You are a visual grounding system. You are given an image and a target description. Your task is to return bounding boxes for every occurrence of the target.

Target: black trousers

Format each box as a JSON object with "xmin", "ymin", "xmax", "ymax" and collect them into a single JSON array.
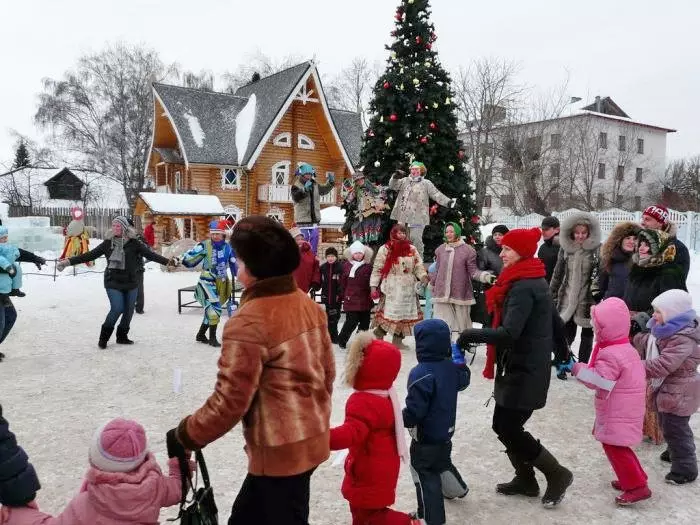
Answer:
[
  {"xmin": 325, "ymin": 305, "xmax": 341, "ymax": 343},
  {"xmin": 338, "ymin": 310, "xmax": 371, "ymax": 346},
  {"xmin": 228, "ymin": 468, "xmax": 315, "ymax": 525},
  {"xmin": 410, "ymin": 440, "xmax": 467, "ymax": 525},
  {"xmin": 492, "ymin": 404, "xmax": 542, "ymax": 462},
  {"xmin": 135, "ymin": 271, "xmax": 145, "ymax": 313},
  {"xmin": 564, "ymin": 319, "xmax": 594, "ymax": 363}
]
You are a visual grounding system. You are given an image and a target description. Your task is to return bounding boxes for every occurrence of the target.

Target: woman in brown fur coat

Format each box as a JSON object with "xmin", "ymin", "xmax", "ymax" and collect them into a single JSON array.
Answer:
[{"xmin": 592, "ymin": 222, "xmax": 641, "ymax": 302}]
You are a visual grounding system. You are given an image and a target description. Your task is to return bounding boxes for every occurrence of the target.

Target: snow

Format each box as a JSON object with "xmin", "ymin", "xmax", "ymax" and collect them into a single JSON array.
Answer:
[
  {"xmin": 184, "ymin": 112, "xmax": 205, "ymax": 148},
  {"xmin": 138, "ymin": 192, "xmax": 224, "ymax": 215},
  {"xmin": 2, "ymin": 254, "xmax": 700, "ymax": 524},
  {"xmin": 320, "ymin": 205, "xmax": 346, "ymax": 227},
  {"xmin": 235, "ymin": 93, "xmax": 256, "ymax": 165}
]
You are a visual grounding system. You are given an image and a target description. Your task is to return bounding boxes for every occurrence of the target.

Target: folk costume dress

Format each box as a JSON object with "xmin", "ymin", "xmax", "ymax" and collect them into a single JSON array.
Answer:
[
  {"xmin": 342, "ymin": 172, "xmax": 388, "ymax": 245},
  {"xmin": 60, "ymin": 207, "xmax": 93, "ymax": 267},
  {"xmin": 182, "ymin": 221, "xmax": 238, "ymax": 327}
]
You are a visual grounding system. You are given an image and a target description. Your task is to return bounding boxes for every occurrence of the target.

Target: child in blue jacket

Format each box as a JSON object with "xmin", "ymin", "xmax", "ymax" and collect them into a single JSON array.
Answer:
[
  {"xmin": 0, "ymin": 226, "xmax": 24, "ymax": 297},
  {"xmin": 403, "ymin": 319, "xmax": 470, "ymax": 525}
]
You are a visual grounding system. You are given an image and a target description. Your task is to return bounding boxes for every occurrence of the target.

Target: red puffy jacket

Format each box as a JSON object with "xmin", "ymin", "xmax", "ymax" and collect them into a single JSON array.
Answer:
[
  {"xmin": 330, "ymin": 336, "xmax": 401, "ymax": 509},
  {"xmin": 292, "ymin": 242, "xmax": 320, "ymax": 293}
]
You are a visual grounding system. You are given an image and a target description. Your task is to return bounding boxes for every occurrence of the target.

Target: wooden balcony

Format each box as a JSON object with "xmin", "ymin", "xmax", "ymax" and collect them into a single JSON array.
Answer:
[{"xmin": 257, "ymin": 184, "xmax": 336, "ymax": 204}]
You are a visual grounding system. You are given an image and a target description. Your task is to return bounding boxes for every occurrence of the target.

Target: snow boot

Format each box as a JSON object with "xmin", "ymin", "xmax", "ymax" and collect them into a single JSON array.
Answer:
[
  {"xmin": 615, "ymin": 485, "xmax": 652, "ymax": 505},
  {"xmin": 98, "ymin": 325, "xmax": 114, "ymax": 349},
  {"xmin": 496, "ymin": 452, "xmax": 540, "ymax": 497},
  {"xmin": 665, "ymin": 472, "xmax": 697, "ymax": 485},
  {"xmin": 196, "ymin": 323, "xmax": 209, "ymax": 344},
  {"xmin": 208, "ymin": 325, "xmax": 221, "ymax": 347},
  {"xmin": 116, "ymin": 327, "xmax": 134, "ymax": 345},
  {"xmin": 9, "ymin": 289, "xmax": 25, "ymax": 297},
  {"xmin": 529, "ymin": 446, "xmax": 573, "ymax": 508},
  {"xmin": 577, "ymin": 333, "xmax": 594, "ymax": 364}
]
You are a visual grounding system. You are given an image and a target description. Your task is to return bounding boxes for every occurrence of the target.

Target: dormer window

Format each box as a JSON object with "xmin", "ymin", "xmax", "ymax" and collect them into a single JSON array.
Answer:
[
  {"xmin": 273, "ymin": 132, "xmax": 292, "ymax": 147},
  {"xmin": 298, "ymin": 134, "xmax": 315, "ymax": 150},
  {"xmin": 221, "ymin": 168, "xmax": 242, "ymax": 190}
]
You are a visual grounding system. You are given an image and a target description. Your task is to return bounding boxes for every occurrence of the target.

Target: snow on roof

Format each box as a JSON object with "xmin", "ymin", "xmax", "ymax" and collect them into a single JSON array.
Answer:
[
  {"xmin": 320, "ymin": 205, "xmax": 346, "ymax": 226},
  {"xmin": 184, "ymin": 112, "xmax": 205, "ymax": 147},
  {"xmin": 235, "ymin": 94, "xmax": 256, "ymax": 165},
  {"xmin": 139, "ymin": 192, "xmax": 224, "ymax": 216}
]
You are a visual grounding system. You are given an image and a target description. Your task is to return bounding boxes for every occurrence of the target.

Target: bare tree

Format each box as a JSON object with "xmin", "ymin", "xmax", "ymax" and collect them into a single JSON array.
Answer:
[
  {"xmin": 651, "ymin": 156, "xmax": 700, "ymax": 211},
  {"xmin": 222, "ymin": 51, "xmax": 304, "ymax": 93},
  {"xmin": 0, "ymin": 166, "xmax": 45, "ymax": 208},
  {"xmin": 324, "ymin": 57, "xmax": 379, "ymax": 127},
  {"xmin": 181, "ymin": 70, "xmax": 215, "ymax": 91},
  {"xmin": 34, "ymin": 43, "xmax": 177, "ymax": 209}
]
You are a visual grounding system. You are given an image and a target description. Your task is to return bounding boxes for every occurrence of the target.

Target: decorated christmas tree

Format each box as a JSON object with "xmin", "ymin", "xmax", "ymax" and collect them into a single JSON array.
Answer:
[{"xmin": 359, "ymin": 0, "xmax": 480, "ymax": 260}]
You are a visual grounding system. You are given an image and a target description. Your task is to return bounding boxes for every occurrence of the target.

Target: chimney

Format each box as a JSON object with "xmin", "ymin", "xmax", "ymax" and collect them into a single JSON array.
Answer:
[
  {"xmin": 251, "ymin": 72, "xmax": 261, "ymax": 83},
  {"xmin": 595, "ymin": 96, "xmax": 602, "ymax": 113}
]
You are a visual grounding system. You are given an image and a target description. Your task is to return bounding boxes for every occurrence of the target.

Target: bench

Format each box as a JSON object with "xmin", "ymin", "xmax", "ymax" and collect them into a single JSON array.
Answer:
[{"xmin": 177, "ymin": 285, "xmax": 242, "ymax": 314}]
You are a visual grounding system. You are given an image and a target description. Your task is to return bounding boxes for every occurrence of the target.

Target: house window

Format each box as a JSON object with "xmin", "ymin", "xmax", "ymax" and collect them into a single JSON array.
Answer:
[
  {"xmin": 599, "ymin": 132, "xmax": 608, "ymax": 149},
  {"xmin": 273, "ymin": 132, "xmax": 291, "ymax": 147},
  {"xmin": 271, "ymin": 161, "xmax": 291, "ymax": 185},
  {"xmin": 619, "ymin": 135, "xmax": 626, "ymax": 152},
  {"xmin": 634, "ymin": 196, "xmax": 642, "ymax": 209},
  {"xmin": 636, "ymin": 168, "xmax": 643, "ymax": 183},
  {"xmin": 596, "ymin": 192, "xmax": 605, "ymax": 208},
  {"xmin": 500, "ymin": 194, "xmax": 515, "ymax": 208},
  {"xmin": 223, "ymin": 205, "xmax": 242, "ymax": 231},
  {"xmin": 298, "ymin": 134, "xmax": 315, "ymax": 150},
  {"xmin": 266, "ymin": 207, "xmax": 285, "ymax": 223},
  {"xmin": 221, "ymin": 168, "xmax": 242, "ymax": 190},
  {"xmin": 550, "ymin": 134, "xmax": 561, "ymax": 149},
  {"xmin": 175, "ymin": 171, "xmax": 182, "ymax": 191},
  {"xmin": 598, "ymin": 163, "xmax": 606, "ymax": 179},
  {"xmin": 617, "ymin": 165, "xmax": 624, "ymax": 181},
  {"xmin": 637, "ymin": 138, "xmax": 644, "ymax": 154},
  {"xmin": 484, "ymin": 195, "xmax": 492, "ymax": 208},
  {"xmin": 550, "ymin": 163, "xmax": 561, "ymax": 180}
]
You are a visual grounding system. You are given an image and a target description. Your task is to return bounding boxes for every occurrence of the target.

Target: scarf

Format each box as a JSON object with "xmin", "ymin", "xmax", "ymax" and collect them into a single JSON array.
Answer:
[
  {"xmin": 380, "ymin": 228, "xmax": 413, "ymax": 279},
  {"xmin": 587, "ymin": 337, "xmax": 631, "ymax": 368},
  {"xmin": 645, "ymin": 334, "xmax": 664, "ymax": 391},
  {"xmin": 648, "ymin": 309, "xmax": 697, "ymax": 339},
  {"xmin": 349, "ymin": 260, "xmax": 366, "ymax": 278},
  {"xmin": 108, "ymin": 236, "xmax": 126, "ymax": 270},
  {"xmin": 362, "ymin": 387, "xmax": 409, "ymax": 464},
  {"xmin": 483, "ymin": 257, "xmax": 546, "ymax": 379}
]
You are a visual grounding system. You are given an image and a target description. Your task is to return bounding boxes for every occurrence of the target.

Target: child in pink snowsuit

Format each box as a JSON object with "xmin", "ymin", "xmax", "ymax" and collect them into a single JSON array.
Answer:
[
  {"xmin": 572, "ymin": 297, "xmax": 650, "ymax": 506},
  {"xmin": 0, "ymin": 417, "xmax": 184, "ymax": 524}
]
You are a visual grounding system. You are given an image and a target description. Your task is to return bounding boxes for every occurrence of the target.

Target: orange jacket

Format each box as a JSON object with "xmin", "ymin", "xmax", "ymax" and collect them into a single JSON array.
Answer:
[{"xmin": 177, "ymin": 275, "xmax": 335, "ymax": 476}]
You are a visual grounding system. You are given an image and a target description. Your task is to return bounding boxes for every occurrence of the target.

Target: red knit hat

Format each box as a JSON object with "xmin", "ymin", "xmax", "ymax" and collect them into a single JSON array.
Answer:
[
  {"xmin": 642, "ymin": 205, "xmax": 670, "ymax": 226},
  {"xmin": 501, "ymin": 227, "xmax": 541, "ymax": 258}
]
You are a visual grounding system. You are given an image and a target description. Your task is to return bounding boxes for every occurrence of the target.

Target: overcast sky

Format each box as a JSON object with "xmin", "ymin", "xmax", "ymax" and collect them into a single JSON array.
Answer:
[{"xmin": 1, "ymin": 0, "xmax": 698, "ymax": 166}]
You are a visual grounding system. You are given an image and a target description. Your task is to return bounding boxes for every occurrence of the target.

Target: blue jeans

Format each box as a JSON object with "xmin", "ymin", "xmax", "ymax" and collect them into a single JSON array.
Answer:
[
  {"xmin": 0, "ymin": 302, "xmax": 17, "ymax": 344},
  {"xmin": 104, "ymin": 288, "xmax": 138, "ymax": 330}
]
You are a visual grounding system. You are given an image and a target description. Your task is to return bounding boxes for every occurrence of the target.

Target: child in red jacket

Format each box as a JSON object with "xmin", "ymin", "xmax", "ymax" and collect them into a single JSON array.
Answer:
[
  {"xmin": 330, "ymin": 333, "xmax": 424, "ymax": 525},
  {"xmin": 290, "ymin": 226, "xmax": 320, "ymax": 293}
]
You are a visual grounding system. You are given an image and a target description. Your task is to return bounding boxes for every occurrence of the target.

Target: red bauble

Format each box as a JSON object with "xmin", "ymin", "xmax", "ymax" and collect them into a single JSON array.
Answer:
[
  {"xmin": 367, "ymin": 129, "xmax": 375, "ymax": 137},
  {"xmin": 471, "ymin": 215, "xmax": 480, "ymax": 224},
  {"xmin": 429, "ymin": 122, "xmax": 437, "ymax": 130},
  {"xmin": 458, "ymin": 150, "xmax": 465, "ymax": 159},
  {"xmin": 389, "ymin": 114, "xmax": 398, "ymax": 121},
  {"xmin": 426, "ymin": 43, "xmax": 432, "ymax": 50},
  {"xmin": 416, "ymin": 102, "xmax": 422, "ymax": 112},
  {"xmin": 383, "ymin": 81, "xmax": 391, "ymax": 89},
  {"xmin": 416, "ymin": 36, "xmax": 422, "ymax": 44},
  {"xmin": 429, "ymin": 203, "xmax": 439, "ymax": 216},
  {"xmin": 420, "ymin": 136, "xmax": 429, "ymax": 144},
  {"xmin": 431, "ymin": 32, "xmax": 437, "ymax": 42}
]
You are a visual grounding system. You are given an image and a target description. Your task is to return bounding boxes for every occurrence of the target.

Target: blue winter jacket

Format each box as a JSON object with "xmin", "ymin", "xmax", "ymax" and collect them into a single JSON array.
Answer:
[{"xmin": 403, "ymin": 319, "xmax": 470, "ymax": 444}]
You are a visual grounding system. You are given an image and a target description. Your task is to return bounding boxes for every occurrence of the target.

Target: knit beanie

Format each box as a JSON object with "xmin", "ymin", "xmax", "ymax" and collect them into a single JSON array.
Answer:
[
  {"xmin": 88, "ymin": 418, "xmax": 148, "ymax": 473},
  {"xmin": 112, "ymin": 215, "xmax": 130, "ymax": 234},
  {"xmin": 295, "ymin": 163, "xmax": 315, "ymax": 178},
  {"xmin": 349, "ymin": 240, "xmax": 365, "ymax": 254},
  {"xmin": 643, "ymin": 205, "xmax": 670, "ymax": 226},
  {"xmin": 501, "ymin": 227, "xmax": 541, "ymax": 258},
  {"xmin": 325, "ymin": 247, "xmax": 338, "ymax": 257},
  {"xmin": 231, "ymin": 216, "xmax": 301, "ymax": 279},
  {"xmin": 492, "ymin": 224, "xmax": 509, "ymax": 236},
  {"xmin": 0, "ymin": 406, "xmax": 41, "ymax": 506},
  {"xmin": 652, "ymin": 289, "xmax": 694, "ymax": 322}
]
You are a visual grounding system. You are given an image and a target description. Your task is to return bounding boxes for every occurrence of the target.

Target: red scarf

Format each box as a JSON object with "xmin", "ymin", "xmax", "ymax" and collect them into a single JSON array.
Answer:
[
  {"xmin": 483, "ymin": 257, "xmax": 546, "ymax": 379},
  {"xmin": 380, "ymin": 238, "xmax": 413, "ymax": 279}
]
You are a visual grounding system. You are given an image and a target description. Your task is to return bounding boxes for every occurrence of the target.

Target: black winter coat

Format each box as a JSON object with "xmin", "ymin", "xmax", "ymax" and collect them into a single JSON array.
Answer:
[
  {"xmin": 477, "ymin": 236, "xmax": 503, "ymax": 276},
  {"xmin": 623, "ymin": 263, "xmax": 686, "ymax": 314},
  {"xmin": 463, "ymin": 278, "xmax": 553, "ymax": 411},
  {"xmin": 0, "ymin": 405, "xmax": 41, "ymax": 506},
  {"xmin": 69, "ymin": 237, "xmax": 169, "ymax": 291},
  {"xmin": 537, "ymin": 236, "xmax": 560, "ymax": 283},
  {"xmin": 319, "ymin": 261, "xmax": 343, "ymax": 306},
  {"xmin": 672, "ymin": 238, "xmax": 690, "ymax": 283},
  {"xmin": 595, "ymin": 247, "xmax": 633, "ymax": 301}
]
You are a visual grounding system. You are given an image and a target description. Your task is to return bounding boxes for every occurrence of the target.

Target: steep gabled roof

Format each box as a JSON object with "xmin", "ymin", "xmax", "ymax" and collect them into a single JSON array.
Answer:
[
  {"xmin": 581, "ymin": 96, "xmax": 629, "ymax": 118},
  {"xmin": 44, "ymin": 167, "xmax": 84, "ymax": 187},
  {"xmin": 330, "ymin": 109, "xmax": 363, "ymax": 166}
]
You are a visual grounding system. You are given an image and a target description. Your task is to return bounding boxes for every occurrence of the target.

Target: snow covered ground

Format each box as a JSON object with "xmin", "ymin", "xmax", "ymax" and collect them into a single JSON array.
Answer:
[{"xmin": 1, "ymin": 257, "xmax": 700, "ymax": 524}]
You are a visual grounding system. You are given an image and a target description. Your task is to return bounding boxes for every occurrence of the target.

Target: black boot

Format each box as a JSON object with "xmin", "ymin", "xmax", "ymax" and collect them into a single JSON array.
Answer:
[
  {"xmin": 529, "ymin": 446, "xmax": 573, "ymax": 508},
  {"xmin": 496, "ymin": 452, "xmax": 540, "ymax": 497},
  {"xmin": 578, "ymin": 333, "xmax": 594, "ymax": 364},
  {"xmin": 116, "ymin": 327, "xmax": 134, "ymax": 345},
  {"xmin": 99, "ymin": 325, "xmax": 114, "ymax": 349},
  {"xmin": 196, "ymin": 323, "xmax": 209, "ymax": 344},
  {"xmin": 208, "ymin": 325, "xmax": 220, "ymax": 347}
]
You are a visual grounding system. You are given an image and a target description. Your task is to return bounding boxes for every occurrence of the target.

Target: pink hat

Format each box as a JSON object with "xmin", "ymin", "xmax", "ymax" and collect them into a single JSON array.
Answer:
[{"xmin": 88, "ymin": 418, "xmax": 148, "ymax": 473}]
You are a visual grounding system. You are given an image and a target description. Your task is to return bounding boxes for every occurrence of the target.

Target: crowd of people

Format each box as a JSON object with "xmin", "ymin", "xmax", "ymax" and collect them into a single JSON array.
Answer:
[{"xmin": 1, "ymin": 197, "xmax": 699, "ymax": 524}]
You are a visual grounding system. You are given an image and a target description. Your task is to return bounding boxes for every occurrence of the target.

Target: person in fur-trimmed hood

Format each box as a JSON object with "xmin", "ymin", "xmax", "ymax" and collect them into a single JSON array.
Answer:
[
  {"xmin": 641, "ymin": 205, "xmax": 690, "ymax": 283},
  {"xmin": 330, "ymin": 333, "xmax": 422, "ymax": 525},
  {"xmin": 592, "ymin": 222, "xmax": 641, "ymax": 302},
  {"xmin": 550, "ymin": 211, "xmax": 602, "ymax": 363},
  {"xmin": 338, "ymin": 241, "xmax": 374, "ymax": 349}
]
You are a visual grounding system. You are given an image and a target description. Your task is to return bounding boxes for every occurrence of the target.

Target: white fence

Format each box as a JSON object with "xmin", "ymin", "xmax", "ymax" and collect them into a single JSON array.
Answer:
[
  {"xmin": 491, "ymin": 208, "xmax": 699, "ymax": 251},
  {"xmin": 257, "ymin": 184, "xmax": 336, "ymax": 205}
]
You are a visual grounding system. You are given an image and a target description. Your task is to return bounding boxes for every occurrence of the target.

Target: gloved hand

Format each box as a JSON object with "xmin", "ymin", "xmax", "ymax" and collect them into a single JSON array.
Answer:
[
  {"xmin": 449, "ymin": 197, "xmax": 457, "ymax": 208},
  {"xmin": 630, "ymin": 312, "xmax": 651, "ymax": 335},
  {"xmin": 414, "ymin": 282, "xmax": 426, "ymax": 297},
  {"xmin": 456, "ymin": 329, "xmax": 477, "ymax": 350},
  {"xmin": 484, "ymin": 272, "xmax": 497, "ymax": 285},
  {"xmin": 166, "ymin": 428, "xmax": 187, "ymax": 459},
  {"xmin": 451, "ymin": 342, "xmax": 466, "ymax": 366},
  {"xmin": 304, "ymin": 180, "xmax": 313, "ymax": 191},
  {"xmin": 169, "ymin": 256, "xmax": 182, "ymax": 267},
  {"xmin": 34, "ymin": 257, "xmax": 46, "ymax": 270},
  {"xmin": 371, "ymin": 288, "xmax": 381, "ymax": 301},
  {"xmin": 6, "ymin": 266, "xmax": 16, "ymax": 278},
  {"xmin": 56, "ymin": 259, "xmax": 70, "ymax": 272}
]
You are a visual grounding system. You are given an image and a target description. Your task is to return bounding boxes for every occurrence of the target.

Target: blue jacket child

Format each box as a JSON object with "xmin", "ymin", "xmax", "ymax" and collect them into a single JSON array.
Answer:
[
  {"xmin": 403, "ymin": 318, "xmax": 470, "ymax": 525},
  {"xmin": 0, "ymin": 226, "xmax": 24, "ymax": 296}
]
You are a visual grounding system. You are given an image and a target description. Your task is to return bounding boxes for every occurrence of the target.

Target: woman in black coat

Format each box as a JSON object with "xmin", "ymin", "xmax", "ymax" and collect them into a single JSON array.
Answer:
[
  {"xmin": 57, "ymin": 216, "xmax": 176, "ymax": 349},
  {"xmin": 592, "ymin": 221, "xmax": 640, "ymax": 302},
  {"xmin": 457, "ymin": 227, "xmax": 572, "ymax": 509}
]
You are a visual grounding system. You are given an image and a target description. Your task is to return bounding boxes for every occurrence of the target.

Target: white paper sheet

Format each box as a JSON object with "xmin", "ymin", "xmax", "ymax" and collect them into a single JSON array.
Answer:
[{"xmin": 576, "ymin": 367, "xmax": 616, "ymax": 391}]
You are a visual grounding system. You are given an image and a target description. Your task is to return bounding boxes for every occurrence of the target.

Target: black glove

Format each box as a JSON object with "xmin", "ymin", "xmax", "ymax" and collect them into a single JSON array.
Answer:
[
  {"xmin": 35, "ymin": 257, "xmax": 46, "ymax": 270},
  {"xmin": 592, "ymin": 292, "xmax": 603, "ymax": 305},
  {"xmin": 457, "ymin": 329, "xmax": 477, "ymax": 350},
  {"xmin": 630, "ymin": 312, "xmax": 651, "ymax": 336},
  {"xmin": 166, "ymin": 428, "xmax": 187, "ymax": 459}
]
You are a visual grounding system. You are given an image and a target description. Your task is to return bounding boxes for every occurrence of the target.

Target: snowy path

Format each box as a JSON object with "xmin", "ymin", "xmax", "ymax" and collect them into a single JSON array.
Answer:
[{"xmin": 1, "ymin": 262, "xmax": 699, "ymax": 524}]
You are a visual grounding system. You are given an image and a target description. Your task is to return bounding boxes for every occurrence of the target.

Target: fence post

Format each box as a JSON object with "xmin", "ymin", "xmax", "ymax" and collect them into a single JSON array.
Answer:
[
  {"xmin": 686, "ymin": 211, "xmax": 694, "ymax": 250},
  {"xmin": 633, "ymin": 211, "xmax": 642, "ymax": 224}
]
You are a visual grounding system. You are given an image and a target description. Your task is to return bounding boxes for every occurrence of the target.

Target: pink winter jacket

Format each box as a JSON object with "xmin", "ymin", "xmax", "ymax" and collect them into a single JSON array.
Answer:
[
  {"xmin": 1, "ymin": 455, "xmax": 182, "ymax": 525},
  {"xmin": 573, "ymin": 298, "xmax": 646, "ymax": 447}
]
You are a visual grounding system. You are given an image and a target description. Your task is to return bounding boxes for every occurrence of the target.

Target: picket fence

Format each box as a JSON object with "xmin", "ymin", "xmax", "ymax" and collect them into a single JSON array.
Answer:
[
  {"xmin": 8, "ymin": 205, "xmax": 131, "ymax": 238},
  {"xmin": 491, "ymin": 207, "xmax": 699, "ymax": 251}
]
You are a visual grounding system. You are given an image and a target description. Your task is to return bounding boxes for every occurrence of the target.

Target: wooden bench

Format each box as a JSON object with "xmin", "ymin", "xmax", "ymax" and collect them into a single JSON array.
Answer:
[{"xmin": 178, "ymin": 285, "xmax": 242, "ymax": 314}]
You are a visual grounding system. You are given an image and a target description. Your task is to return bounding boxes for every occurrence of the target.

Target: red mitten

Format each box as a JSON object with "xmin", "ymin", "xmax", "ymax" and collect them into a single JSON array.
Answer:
[
  {"xmin": 482, "ymin": 343, "xmax": 496, "ymax": 380},
  {"xmin": 371, "ymin": 289, "xmax": 381, "ymax": 301}
]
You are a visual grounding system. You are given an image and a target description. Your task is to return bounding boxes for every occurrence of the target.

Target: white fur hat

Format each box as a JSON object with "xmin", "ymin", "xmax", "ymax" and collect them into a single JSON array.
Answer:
[{"xmin": 652, "ymin": 289, "xmax": 694, "ymax": 321}]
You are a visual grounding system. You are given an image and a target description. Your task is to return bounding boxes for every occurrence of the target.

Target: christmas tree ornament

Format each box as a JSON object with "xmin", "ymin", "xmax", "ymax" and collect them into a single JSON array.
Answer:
[
  {"xmin": 404, "ymin": 39, "xmax": 410, "ymax": 46},
  {"xmin": 374, "ymin": 160, "xmax": 381, "ymax": 167},
  {"xmin": 413, "ymin": 78, "xmax": 420, "ymax": 85},
  {"xmin": 380, "ymin": 116, "xmax": 384, "ymax": 123},
  {"xmin": 383, "ymin": 81, "xmax": 391, "ymax": 89},
  {"xmin": 368, "ymin": 129, "xmax": 375, "ymax": 137},
  {"xmin": 408, "ymin": 0, "xmax": 414, "ymax": 4},
  {"xmin": 416, "ymin": 36, "xmax": 422, "ymax": 44},
  {"xmin": 471, "ymin": 215, "xmax": 481, "ymax": 224},
  {"xmin": 400, "ymin": 67, "xmax": 405, "ymax": 73},
  {"xmin": 416, "ymin": 102, "xmax": 423, "ymax": 112},
  {"xmin": 426, "ymin": 43, "xmax": 432, "ymax": 50},
  {"xmin": 449, "ymin": 165, "xmax": 455, "ymax": 171},
  {"xmin": 429, "ymin": 122, "xmax": 437, "ymax": 130},
  {"xmin": 391, "ymin": 51, "xmax": 397, "ymax": 59},
  {"xmin": 424, "ymin": 61, "xmax": 431, "ymax": 67},
  {"xmin": 458, "ymin": 150, "xmax": 465, "ymax": 159},
  {"xmin": 445, "ymin": 97, "xmax": 451, "ymax": 104},
  {"xmin": 432, "ymin": 102, "xmax": 439, "ymax": 108},
  {"xmin": 399, "ymin": 83, "xmax": 404, "ymax": 90},
  {"xmin": 420, "ymin": 136, "xmax": 429, "ymax": 144},
  {"xmin": 385, "ymin": 136, "xmax": 393, "ymax": 145},
  {"xmin": 390, "ymin": 113, "xmax": 398, "ymax": 121},
  {"xmin": 431, "ymin": 32, "xmax": 437, "ymax": 41}
]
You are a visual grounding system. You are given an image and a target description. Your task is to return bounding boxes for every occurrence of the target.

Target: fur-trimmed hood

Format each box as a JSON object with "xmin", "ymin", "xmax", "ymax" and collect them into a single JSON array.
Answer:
[
  {"xmin": 343, "ymin": 244, "xmax": 374, "ymax": 262},
  {"xmin": 600, "ymin": 221, "xmax": 641, "ymax": 271},
  {"xmin": 663, "ymin": 221, "xmax": 679, "ymax": 237},
  {"xmin": 344, "ymin": 332, "xmax": 401, "ymax": 390},
  {"xmin": 559, "ymin": 211, "xmax": 602, "ymax": 253}
]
